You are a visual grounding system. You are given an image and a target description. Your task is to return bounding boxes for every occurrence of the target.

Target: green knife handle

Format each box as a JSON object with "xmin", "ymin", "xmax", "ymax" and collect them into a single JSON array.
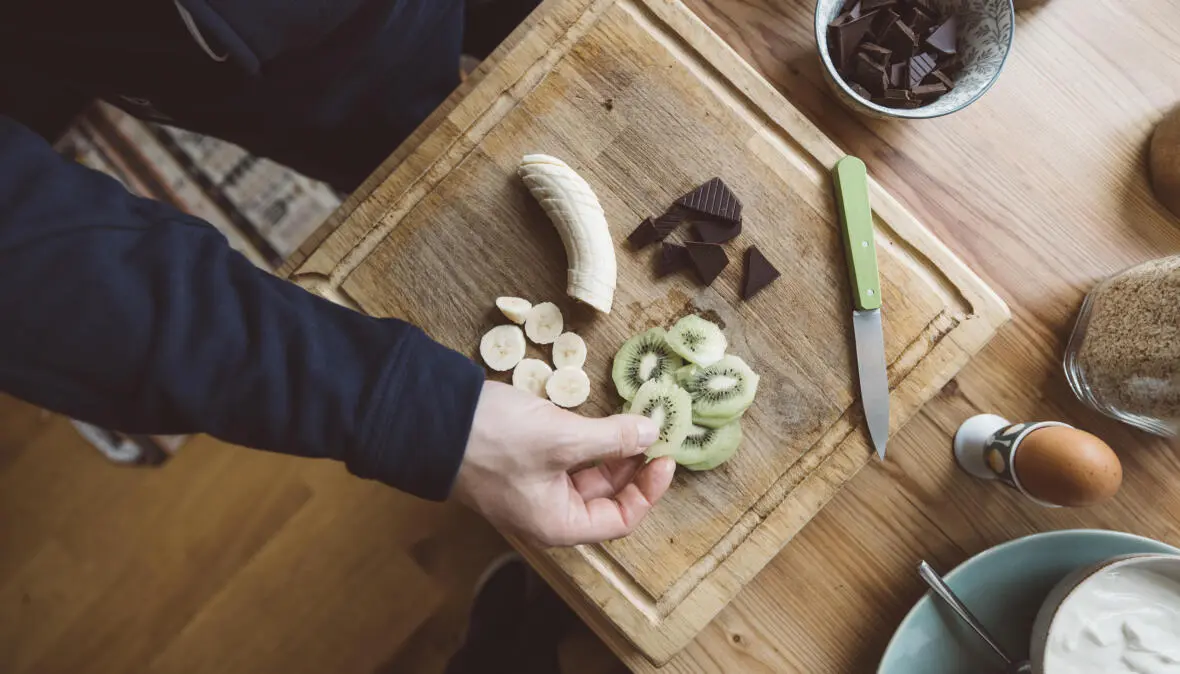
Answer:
[{"xmin": 832, "ymin": 156, "xmax": 882, "ymax": 311}]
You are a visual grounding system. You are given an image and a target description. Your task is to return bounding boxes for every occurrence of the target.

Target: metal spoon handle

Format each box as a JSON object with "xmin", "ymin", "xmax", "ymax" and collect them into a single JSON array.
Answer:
[{"xmin": 917, "ymin": 561, "xmax": 1014, "ymax": 665}]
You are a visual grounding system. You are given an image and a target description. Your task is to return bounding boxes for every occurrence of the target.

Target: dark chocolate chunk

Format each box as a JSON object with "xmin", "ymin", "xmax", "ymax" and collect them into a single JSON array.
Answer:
[
  {"xmin": 879, "ymin": 19, "xmax": 919, "ymax": 61},
  {"xmin": 871, "ymin": 8, "xmax": 900, "ymax": 37},
  {"xmin": 883, "ymin": 88, "xmax": 914, "ymax": 103},
  {"xmin": 656, "ymin": 243, "xmax": 691, "ymax": 278},
  {"xmin": 911, "ymin": 82, "xmax": 948, "ymax": 98},
  {"xmin": 829, "ymin": 12, "xmax": 878, "ymax": 72},
  {"xmin": 675, "ymin": 178, "xmax": 742, "ymax": 223},
  {"xmin": 925, "ymin": 16, "xmax": 957, "ymax": 54},
  {"xmin": 685, "ymin": 242, "xmax": 729, "ymax": 286},
  {"xmin": 889, "ymin": 62, "xmax": 906, "ymax": 88},
  {"xmin": 628, "ymin": 217, "xmax": 661, "ymax": 249},
  {"xmin": 693, "ymin": 218, "xmax": 743, "ymax": 244},
  {"xmin": 908, "ymin": 52, "xmax": 937, "ymax": 88},
  {"xmin": 742, "ymin": 247, "xmax": 781, "ymax": 300},
  {"xmin": 938, "ymin": 53, "xmax": 963, "ymax": 75},
  {"xmin": 653, "ymin": 209, "xmax": 685, "ymax": 237},
  {"xmin": 860, "ymin": 0, "xmax": 896, "ymax": 10},
  {"xmin": 926, "ymin": 69, "xmax": 955, "ymax": 89},
  {"xmin": 849, "ymin": 81, "xmax": 873, "ymax": 100},
  {"xmin": 905, "ymin": 6, "xmax": 935, "ymax": 35},
  {"xmin": 854, "ymin": 53, "xmax": 890, "ymax": 95},
  {"xmin": 846, "ymin": 0, "xmax": 863, "ymax": 19},
  {"xmin": 858, "ymin": 42, "xmax": 892, "ymax": 66}
]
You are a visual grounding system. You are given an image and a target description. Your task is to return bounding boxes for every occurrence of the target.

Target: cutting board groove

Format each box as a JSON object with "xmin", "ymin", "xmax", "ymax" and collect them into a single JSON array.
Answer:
[{"xmin": 290, "ymin": 0, "xmax": 1008, "ymax": 664}]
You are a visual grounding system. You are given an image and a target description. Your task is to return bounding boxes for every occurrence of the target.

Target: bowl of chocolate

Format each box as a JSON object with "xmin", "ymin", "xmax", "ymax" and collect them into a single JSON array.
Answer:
[{"xmin": 816, "ymin": 0, "xmax": 1014, "ymax": 119}]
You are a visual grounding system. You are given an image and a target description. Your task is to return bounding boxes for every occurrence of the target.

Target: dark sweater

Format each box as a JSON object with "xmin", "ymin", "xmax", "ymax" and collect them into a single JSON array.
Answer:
[{"xmin": 0, "ymin": 0, "xmax": 485, "ymax": 500}]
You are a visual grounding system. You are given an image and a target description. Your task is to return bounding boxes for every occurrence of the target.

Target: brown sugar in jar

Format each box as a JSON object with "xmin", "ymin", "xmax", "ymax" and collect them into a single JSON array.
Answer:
[{"xmin": 1065, "ymin": 256, "xmax": 1180, "ymax": 436}]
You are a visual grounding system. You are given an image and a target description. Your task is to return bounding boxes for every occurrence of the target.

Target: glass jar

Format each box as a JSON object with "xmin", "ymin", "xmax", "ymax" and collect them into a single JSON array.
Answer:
[{"xmin": 1064, "ymin": 255, "xmax": 1180, "ymax": 437}]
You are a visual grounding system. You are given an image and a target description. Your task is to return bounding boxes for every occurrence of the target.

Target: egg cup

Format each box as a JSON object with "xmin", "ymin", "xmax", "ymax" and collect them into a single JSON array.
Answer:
[{"xmin": 953, "ymin": 415, "xmax": 1071, "ymax": 508}]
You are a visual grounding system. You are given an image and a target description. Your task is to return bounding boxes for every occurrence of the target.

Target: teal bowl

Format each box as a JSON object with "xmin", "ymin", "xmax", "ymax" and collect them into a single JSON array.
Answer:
[{"xmin": 878, "ymin": 529, "xmax": 1180, "ymax": 673}]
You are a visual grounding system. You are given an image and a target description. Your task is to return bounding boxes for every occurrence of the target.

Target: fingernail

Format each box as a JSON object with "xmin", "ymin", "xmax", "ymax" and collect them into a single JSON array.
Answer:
[{"xmin": 637, "ymin": 418, "xmax": 660, "ymax": 447}]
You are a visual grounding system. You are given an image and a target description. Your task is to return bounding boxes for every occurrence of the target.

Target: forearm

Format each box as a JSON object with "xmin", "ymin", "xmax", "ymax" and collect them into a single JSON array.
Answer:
[{"xmin": 0, "ymin": 115, "xmax": 483, "ymax": 499}]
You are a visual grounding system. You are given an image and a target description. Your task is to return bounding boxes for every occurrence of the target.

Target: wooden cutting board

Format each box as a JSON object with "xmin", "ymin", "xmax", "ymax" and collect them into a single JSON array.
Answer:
[{"xmin": 288, "ymin": 0, "xmax": 1008, "ymax": 664}]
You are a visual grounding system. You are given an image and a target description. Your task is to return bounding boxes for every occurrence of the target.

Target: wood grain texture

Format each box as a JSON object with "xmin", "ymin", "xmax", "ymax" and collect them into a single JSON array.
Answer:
[{"xmin": 288, "ymin": 0, "xmax": 1006, "ymax": 664}]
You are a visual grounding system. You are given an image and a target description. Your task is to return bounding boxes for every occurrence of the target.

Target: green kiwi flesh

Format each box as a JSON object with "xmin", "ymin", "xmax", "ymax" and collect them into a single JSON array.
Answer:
[
  {"xmin": 631, "ymin": 379, "xmax": 693, "ymax": 460},
  {"xmin": 611, "ymin": 328, "xmax": 685, "ymax": 401},
  {"xmin": 673, "ymin": 421, "xmax": 742, "ymax": 468},
  {"xmin": 680, "ymin": 355, "xmax": 759, "ymax": 423}
]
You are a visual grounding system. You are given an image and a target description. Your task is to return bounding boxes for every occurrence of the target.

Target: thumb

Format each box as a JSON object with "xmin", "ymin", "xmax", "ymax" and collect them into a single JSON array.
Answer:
[{"xmin": 560, "ymin": 414, "xmax": 660, "ymax": 466}]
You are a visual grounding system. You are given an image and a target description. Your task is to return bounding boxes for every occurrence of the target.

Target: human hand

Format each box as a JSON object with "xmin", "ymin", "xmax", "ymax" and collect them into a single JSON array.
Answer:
[{"xmin": 453, "ymin": 381, "xmax": 676, "ymax": 547}]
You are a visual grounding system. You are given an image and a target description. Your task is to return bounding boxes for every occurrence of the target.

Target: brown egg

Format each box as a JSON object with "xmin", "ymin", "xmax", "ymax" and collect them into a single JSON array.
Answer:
[{"xmin": 1014, "ymin": 426, "xmax": 1122, "ymax": 507}]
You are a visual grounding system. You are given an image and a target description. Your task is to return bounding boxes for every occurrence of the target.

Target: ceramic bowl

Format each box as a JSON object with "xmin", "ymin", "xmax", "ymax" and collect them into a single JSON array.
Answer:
[
  {"xmin": 814, "ymin": 0, "xmax": 1016, "ymax": 119},
  {"xmin": 1030, "ymin": 553, "xmax": 1180, "ymax": 674},
  {"xmin": 878, "ymin": 530, "xmax": 1180, "ymax": 674}
]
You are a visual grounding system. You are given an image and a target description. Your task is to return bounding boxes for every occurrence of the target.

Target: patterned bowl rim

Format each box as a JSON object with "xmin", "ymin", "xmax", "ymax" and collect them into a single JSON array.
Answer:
[{"xmin": 813, "ymin": 0, "xmax": 1015, "ymax": 119}]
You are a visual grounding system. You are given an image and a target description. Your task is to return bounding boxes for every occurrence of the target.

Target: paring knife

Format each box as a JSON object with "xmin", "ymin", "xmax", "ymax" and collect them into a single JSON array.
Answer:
[{"xmin": 832, "ymin": 156, "xmax": 889, "ymax": 460}]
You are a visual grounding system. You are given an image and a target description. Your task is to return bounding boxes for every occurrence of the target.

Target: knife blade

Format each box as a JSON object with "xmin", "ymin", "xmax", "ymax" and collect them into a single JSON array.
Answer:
[{"xmin": 832, "ymin": 156, "xmax": 889, "ymax": 460}]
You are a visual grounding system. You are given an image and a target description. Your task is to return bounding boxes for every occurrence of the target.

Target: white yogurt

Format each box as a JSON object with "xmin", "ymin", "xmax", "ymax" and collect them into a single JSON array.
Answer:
[{"xmin": 1045, "ymin": 564, "xmax": 1180, "ymax": 674}]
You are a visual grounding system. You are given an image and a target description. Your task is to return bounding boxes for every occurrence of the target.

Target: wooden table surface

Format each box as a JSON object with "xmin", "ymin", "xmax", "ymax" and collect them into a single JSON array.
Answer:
[{"xmin": 288, "ymin": 0, "xmax": 1180, "ymax": 670}]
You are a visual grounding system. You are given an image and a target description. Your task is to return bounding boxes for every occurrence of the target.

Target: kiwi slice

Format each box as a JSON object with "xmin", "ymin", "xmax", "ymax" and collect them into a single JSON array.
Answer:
[
  {"xmin": 666, "ymin": 315, "xmax": 727, "ymax": 366},
  {"xmin": 673, "ymin": 421, "xmax": 742, "ymax": 469},
  {"xmin": 675, "ymin": 364, "xmax": 700, "ymax": 386},
  {"xmin": 611, "ymin": 328, "xmax": 685, "ymax": 401},
  {"xmin": 631, "ymin": 379, "xmax": 693, "ymax": 460},
  {"xmin": 680, "ymin": 354, "xmax": 760, "ymax": 424}
]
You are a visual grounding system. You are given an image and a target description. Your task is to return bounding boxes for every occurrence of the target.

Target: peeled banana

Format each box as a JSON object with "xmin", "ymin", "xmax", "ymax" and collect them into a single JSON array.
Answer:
[{"xmin": 518, "ymin": 155, "xmax": 617, "ymax": 314}]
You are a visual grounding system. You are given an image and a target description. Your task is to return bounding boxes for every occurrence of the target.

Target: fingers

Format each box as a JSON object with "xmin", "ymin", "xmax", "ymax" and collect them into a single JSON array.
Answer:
[
  {"xmin": 554, "ymin": 413, "xmax": 659, "ymax": 468},
  {"xmin": 569, "ymin": 456, "xmax": 643, "ymax": 501},
  {"xmin": 555, "ymin": 457, "xmax": 676, "ymax": 546}
]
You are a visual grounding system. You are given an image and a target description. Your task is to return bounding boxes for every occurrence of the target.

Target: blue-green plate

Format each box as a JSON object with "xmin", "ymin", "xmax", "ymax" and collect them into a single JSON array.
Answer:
[{"xmin": 879, "ymin": 529, "xmax": 1180, "ymax": 673}]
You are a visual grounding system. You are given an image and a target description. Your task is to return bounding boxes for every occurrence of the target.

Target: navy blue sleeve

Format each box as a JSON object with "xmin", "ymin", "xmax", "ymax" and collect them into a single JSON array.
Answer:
[{"xmin": 0, "ymin": 115, "xmax": 484, "ymax": 500}]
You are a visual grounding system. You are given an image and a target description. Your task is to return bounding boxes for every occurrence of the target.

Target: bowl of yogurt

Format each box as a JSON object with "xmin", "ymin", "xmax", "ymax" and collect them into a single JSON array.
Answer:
[{"xmin": 1032, "ymin": 553, "xmax": 1180, "ymax": 674}]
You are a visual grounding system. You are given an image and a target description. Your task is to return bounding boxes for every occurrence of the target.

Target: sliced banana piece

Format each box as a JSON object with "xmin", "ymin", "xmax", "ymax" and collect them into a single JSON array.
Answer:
[
  {"xmin": 496, "ymin": 297, "xmax": 532, "ymax": 324},
  {"xmin": 546, "ymin": 367, "xmax": 591, "ymax": 408},
  {"xmin": 518, "ymin": 155, "xmax": 617, "ymax": 314},
  {"xmin": 479, "ymin": 325, "xmax": 526, "ymax": 371},
  {"xmin": 512, "ymin": 358, "xmax": 553, "ymax": 397},
  {"xmin": 524, "ymin": 301, "xmax": 564, "ymax": 345},
  {"xmin": 552, "ymin": 332, "xmax": 587, "ymax": 369}
]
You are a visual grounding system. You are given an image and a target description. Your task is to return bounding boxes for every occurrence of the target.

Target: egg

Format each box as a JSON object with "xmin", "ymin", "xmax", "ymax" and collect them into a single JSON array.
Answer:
[
  {"xmin": 1013, "ymin": 426, "xmax": 1122, "ymax": 507},
  {"xmin": 1150, "ymin": 104, "xmax": 1180, "ymax": 218}
]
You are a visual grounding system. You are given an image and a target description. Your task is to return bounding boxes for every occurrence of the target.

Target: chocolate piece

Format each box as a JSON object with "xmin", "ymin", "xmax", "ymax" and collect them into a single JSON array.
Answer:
[
  {"xmin": 911, "ymin": 82, "xmax": 948, "ymax": 98},
  {"xmin": 858, "ymin": 42, "xmax": 892, "ymax": 66},
  {"xmin": 829, "ymin": 12, "xmax": 878, "ymax": 71},
  {"xmin": 675, "ymin": 178, "xmax": 742, "ymax": 223},
  {"xmin": 883, "ymin": 88, "xmax": 914, "ymax": 103},
  {"xmin": 908, "ymin": 52, "xmax": 937, "ymax": 88},
  {"xmin": 871, "ymin": 8, "xmax": 900, "ymax": 37},
  {"xmin": 653, "ymin": 209, "xmax": 685, "ymax": 238},
  {"xmin": 684, "ymin": 242, "xmax": 729, "ymax": 286},
  {"xmin": 889, "ymin": 62, "xmax": 906, "ymax": 88},
  {"xmin": 742, "ymin": 247, "xmax": 781, "ymax": 300},
  {"xmin": 860, "ymin": 0, "xmax": 896, "ymax": 10},
  {"xmin": 926, "ymin": 69, "xmax": 955, "ymax": 89},
  {"xmin": 880, "ymin": 20, "xmax": 918, "ymax": 61},
  {"xmin": 848, "ymin": 81, "xmax": 873, "ymax": 99},
  {"xmin": 938, "ymin": 54, "xmax": 963, "ymax": 75},
  {"xmin": 628, "ymin": 217, "xmax": 661, "ymax": 249},
  {"xmin": 693, "ymin": 218, "xmax": 742, "ymax": 244},
  {"xmin": 905, "ymin": 6, "xmax": 935, "ymax": 35},
  {"xmin": 925, "ymin": 16, "xmax": 957, "ymax": 54},
  {"xmin": 854, "ymin": 53, "xmax": 890, "ymax": 95},
  {"xmin": 839, "ymin": 0, "xmax": 862, "ymax": 15},
  {"xmin": 656, "ymin": 243, "xmax": 691, "ymax": 278}
]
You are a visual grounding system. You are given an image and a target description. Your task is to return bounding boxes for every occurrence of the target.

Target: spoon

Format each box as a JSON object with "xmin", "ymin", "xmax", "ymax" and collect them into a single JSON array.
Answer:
[{"xmin": 917, "ymin": 561, "xmax": 1033, "ymax": 674}]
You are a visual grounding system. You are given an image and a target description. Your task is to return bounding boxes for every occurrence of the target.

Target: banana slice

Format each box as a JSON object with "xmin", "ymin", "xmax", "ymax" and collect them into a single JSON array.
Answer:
[
  {"xmin": 518, "ymin": 155, "xmax": 617, "ymax": 314},
  {"xmin": 480, "ymin": 325, "xmax": 526, "ymax": 371},
  {"xmin": 524, "ymin": 302, "xmax": 564, "ymax": 345},
  {"xmin": 546, "ymin": 367, "xmax": 591, "ymax": 408},
  {"xmin": 552, "ymin": 332, "xmax": 587, "ymax": 369},
  {"xmin": 496, "ymin": 297, "xmax": 532, "ymax": 325},
  {"xmin": 512, "ymin": 358, "xmax": 553, "ymax": 397}
]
